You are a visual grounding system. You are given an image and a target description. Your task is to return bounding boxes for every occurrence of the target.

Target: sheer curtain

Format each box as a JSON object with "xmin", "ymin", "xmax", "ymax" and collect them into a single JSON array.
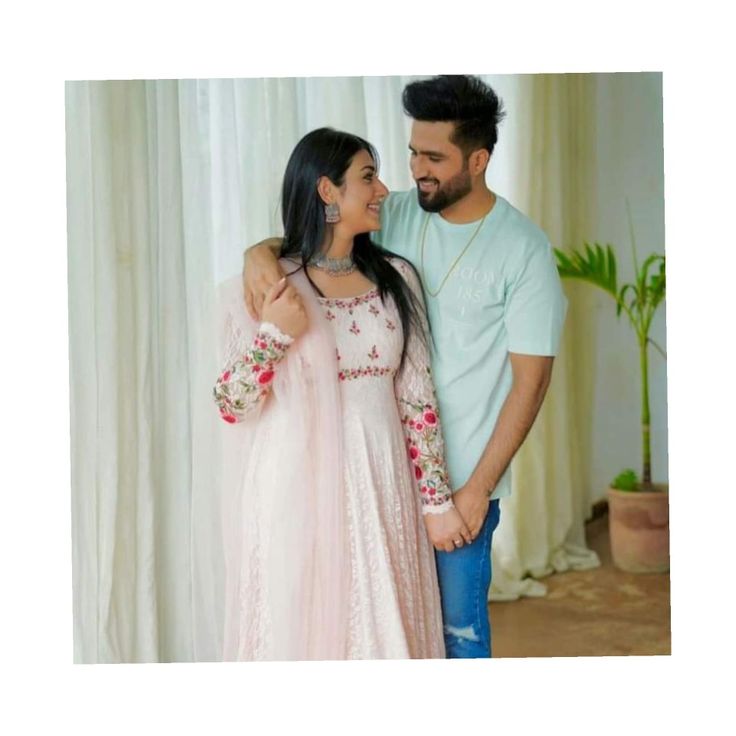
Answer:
[
  {"xmin": 67, "ymin": 75, "xmax": 600, "ymax": 662},
  {"xmin": 488, "ymin": 74, "xmax": 601, "ymax": 600},
  {"xmin": 67, "ymin": 80, "xmax": 223, "ymax": 662}
]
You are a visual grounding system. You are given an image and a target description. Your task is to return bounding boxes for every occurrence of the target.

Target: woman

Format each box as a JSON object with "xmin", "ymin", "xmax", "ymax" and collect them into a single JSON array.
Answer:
[{"xmin": 213, "ymin": 128, "xmax": 470, "ymax": 660}]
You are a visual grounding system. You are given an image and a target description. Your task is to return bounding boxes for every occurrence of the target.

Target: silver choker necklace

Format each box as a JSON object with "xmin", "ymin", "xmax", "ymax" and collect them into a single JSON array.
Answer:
[{"xmin": 309, "ymin": 252, "xmax": 356, "ymax": 276}]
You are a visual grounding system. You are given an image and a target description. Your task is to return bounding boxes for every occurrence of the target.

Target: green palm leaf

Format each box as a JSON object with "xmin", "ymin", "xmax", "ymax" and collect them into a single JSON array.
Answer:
[
  {"xmin": 554, "ymin": 242, "xmax": 618, "ymax": 298},
  {"xmin": 643, "ymin": 257, "xmax": 666, "ymax": 333},
  {"xmin": 617, "ymin": 283, "xmax": 638, "ymax": 320},
  {"xmin": 639, "ymin": 253, "xmax": 664, "ymax": 301},
  {"xmin": 646, "ymin": 257, "xmax": 666, "ymax": 309}
]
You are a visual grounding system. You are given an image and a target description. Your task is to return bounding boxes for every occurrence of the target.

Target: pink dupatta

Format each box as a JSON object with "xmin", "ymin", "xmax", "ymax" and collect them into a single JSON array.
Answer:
[{"xmin": 218, "ymin": 263, "xmax": 348, "ymax": 660}]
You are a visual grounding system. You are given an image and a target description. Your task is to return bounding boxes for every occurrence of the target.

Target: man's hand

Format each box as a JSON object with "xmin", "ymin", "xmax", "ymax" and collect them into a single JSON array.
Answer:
[
  {"xmin": 243, "ymin": 238, "xmax": 285, "ymax": 320},
  {"xmin": 451, "ymin": 485, "xmax": 491, "ymax": 540},
  {"xmin": 423, "ymin": 506, "xmax": 473, "ymax": 553}
]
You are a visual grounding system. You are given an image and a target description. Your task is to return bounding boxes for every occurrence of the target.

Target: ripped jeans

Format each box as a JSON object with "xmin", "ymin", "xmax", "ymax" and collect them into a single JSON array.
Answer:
[{"xmin": 434, "ymin": 500, "xmax": 501, "ymax": 658}]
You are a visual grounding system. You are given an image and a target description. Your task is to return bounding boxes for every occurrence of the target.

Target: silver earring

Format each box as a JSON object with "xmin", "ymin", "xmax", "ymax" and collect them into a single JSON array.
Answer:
[{"xmin": 325, "ymin": 202, "xmax": 340, "ymax": 224}]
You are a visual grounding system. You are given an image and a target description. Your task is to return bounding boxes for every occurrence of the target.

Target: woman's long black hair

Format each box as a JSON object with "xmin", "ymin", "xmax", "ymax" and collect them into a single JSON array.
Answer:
[{"xmin": 280, "ymin": 127, "xmax": 426, "ymax": 372}]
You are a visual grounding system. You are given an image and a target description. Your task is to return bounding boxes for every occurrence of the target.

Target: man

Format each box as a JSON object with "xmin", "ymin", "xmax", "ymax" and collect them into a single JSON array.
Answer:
[{"xmin": 242, "ymin": 75, "xmax": 567, "ymax": 658}]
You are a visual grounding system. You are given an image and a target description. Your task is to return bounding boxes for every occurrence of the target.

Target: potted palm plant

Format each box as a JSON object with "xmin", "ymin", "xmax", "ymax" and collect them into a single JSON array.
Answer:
[{"xmin": 554, "ymin": 215, "xmax": 668, "ymax": 573}]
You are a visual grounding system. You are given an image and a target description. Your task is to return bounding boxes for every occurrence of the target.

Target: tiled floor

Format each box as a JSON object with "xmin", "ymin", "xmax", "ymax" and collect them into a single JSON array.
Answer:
[{"xmin": 490, "ymin": 513, "xmax": 671, "ymax": 657}]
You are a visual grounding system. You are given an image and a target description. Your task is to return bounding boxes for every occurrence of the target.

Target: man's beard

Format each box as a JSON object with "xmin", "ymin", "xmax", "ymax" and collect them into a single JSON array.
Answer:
[{"xmin": 416, "ymin": 166, "xmax": 472, "ymax": 213}]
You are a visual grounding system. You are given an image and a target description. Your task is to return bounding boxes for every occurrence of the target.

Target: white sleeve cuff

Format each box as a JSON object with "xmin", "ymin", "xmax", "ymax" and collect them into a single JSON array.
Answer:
[
  {"xmin": 422, "ymin": 498, "xmax": 455, "ymax": 516},
  {"xmin": 259, "ymin": 321, "xmax": 294, "ymax": 345}
]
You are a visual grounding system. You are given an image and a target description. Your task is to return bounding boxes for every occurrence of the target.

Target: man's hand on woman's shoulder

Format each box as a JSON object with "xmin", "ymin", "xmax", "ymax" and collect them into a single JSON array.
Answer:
[{"xmin": 243, "ymin": 238, "xmax": 285, "ymax": 320}]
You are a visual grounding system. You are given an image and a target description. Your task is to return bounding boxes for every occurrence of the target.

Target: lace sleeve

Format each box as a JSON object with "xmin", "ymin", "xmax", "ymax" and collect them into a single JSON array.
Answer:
[
  {"xmin": 213, "ymin": 320, "xmax": 293, "ymax": 423},
  {"xmin": 391, "ymin": 259, "xmax": 454, "ymax": 515}
]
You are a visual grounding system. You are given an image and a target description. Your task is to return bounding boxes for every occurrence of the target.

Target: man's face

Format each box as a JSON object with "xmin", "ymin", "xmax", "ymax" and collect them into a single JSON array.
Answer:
[{"xmin": 409, "ymin": 120, "xmax": 472, "ymax": 213}]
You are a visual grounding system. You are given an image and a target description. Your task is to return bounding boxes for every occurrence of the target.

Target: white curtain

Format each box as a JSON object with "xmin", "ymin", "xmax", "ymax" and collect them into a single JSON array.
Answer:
[
  {"xmin": 488, "ymin": 74, "xmax": 602, "ymax": 600},
  {"xmin": 67, "ymin": 80, "xmax": 224, "ymax": 662},
  {"xmin": 67, "ymin": 75, "xmax": 602, "ymax": 662}
]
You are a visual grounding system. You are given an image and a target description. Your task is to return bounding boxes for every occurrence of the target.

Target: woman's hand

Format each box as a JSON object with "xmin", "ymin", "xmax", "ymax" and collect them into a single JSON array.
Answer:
[
  {"xmin": 243, "ymin": 239, "xmax": 285, "ymax": 320},
  {"xmin": 261, "ymin": 278, "xmax": 308, "ymax": 339},
  {"xmin": 423, "ymin": 506, "xmax": 473, "ymax": 553}
]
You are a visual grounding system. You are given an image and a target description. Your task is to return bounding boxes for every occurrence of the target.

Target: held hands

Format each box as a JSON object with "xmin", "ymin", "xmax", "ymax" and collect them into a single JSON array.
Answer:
[
  {"xmin": 261, "ymin": 278, "xmax": 308, "ymax": 339},
  {"xmin": 423, "ymin": 506, "xmax": 473, "ymax": 553},
  {"xmin": 451, "ymin": 485, "xmax": 491, "ymax": 541},
  {"xmin": 243, "ymin": 242, "xmax": 286, "ymax": 321}
]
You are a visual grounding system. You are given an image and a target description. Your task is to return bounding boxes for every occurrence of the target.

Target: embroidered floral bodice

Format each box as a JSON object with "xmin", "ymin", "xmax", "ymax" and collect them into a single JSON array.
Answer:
[{"xmin": 214, "ymin": 259, "xmax": 453, "ymax": 514}]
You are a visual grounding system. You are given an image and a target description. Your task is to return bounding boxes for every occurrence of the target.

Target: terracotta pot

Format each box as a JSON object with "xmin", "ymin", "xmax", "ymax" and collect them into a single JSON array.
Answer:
[{"xmin": 607, "ymin": 484, "xmax": 669, "ymax": 573}]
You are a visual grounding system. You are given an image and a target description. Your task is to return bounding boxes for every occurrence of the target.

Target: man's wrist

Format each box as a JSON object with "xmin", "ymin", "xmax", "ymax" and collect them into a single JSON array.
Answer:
[
  {"xmin": 244, "ymin": 238, "xmax": 282, "ymax": 261},
  {"xmin": 262, "ymin": 237, "xmax": 284, "ymax": 257},
  {"xmin": 465, "ymin": 477, "xmax": 495, "ymax": 500}
]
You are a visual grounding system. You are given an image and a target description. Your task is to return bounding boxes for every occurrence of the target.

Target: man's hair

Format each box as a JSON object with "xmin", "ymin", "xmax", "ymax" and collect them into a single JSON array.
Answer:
[{"xmin": 402, "ymin": 75, "xmax": 505, "ymax": 157}]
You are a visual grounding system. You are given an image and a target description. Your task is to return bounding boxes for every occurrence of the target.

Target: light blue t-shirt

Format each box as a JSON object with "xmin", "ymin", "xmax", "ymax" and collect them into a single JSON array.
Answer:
[{"xmin": 374, "ymin": 190, "xmax": 567, "ymax": 499}]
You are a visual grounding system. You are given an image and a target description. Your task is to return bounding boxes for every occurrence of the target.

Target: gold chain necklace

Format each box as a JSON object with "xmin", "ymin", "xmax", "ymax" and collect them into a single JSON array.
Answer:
[{"xmin": 419, "ymin": 212, "xmax": 488, "ymax": 297}]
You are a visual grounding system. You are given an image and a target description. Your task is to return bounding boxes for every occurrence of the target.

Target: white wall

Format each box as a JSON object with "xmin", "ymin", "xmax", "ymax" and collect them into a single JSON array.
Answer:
[{"xmin": 590, "ymin": 72, "xmax": 668, "ymax": 498}]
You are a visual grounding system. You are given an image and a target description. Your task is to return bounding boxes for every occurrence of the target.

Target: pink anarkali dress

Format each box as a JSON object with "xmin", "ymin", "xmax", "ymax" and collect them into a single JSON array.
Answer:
[{"xmin": 213, "ymin": 258, "xmax": 452, "ymax": 660}]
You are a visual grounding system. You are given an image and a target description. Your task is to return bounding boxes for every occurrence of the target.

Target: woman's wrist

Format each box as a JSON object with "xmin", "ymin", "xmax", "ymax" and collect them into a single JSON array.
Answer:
[{"xmin": 422, "ymin": 497, "xmax": 454, "ymax": 516}]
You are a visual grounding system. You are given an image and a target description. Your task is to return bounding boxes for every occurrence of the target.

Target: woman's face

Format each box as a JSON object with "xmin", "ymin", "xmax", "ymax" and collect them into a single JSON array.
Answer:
[{"xmin": 333, "ymin": 149, "xmax": 389, "ymax": 235}]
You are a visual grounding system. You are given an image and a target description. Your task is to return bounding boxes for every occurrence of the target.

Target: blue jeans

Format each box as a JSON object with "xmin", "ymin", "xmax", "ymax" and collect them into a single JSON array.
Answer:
[{"xmin": 434, "ymin": 500, "xmax": 501, "ymax": 658}]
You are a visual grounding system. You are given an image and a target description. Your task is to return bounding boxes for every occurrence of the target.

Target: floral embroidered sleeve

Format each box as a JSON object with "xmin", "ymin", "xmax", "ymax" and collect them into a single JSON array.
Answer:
[
  {"xmin": 213, "ymin": 321, "xmax": 293, "ymax": 423},
  {"xmin": 391, "ymin": 259, "xmax": 454, "ymax": 515}
]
